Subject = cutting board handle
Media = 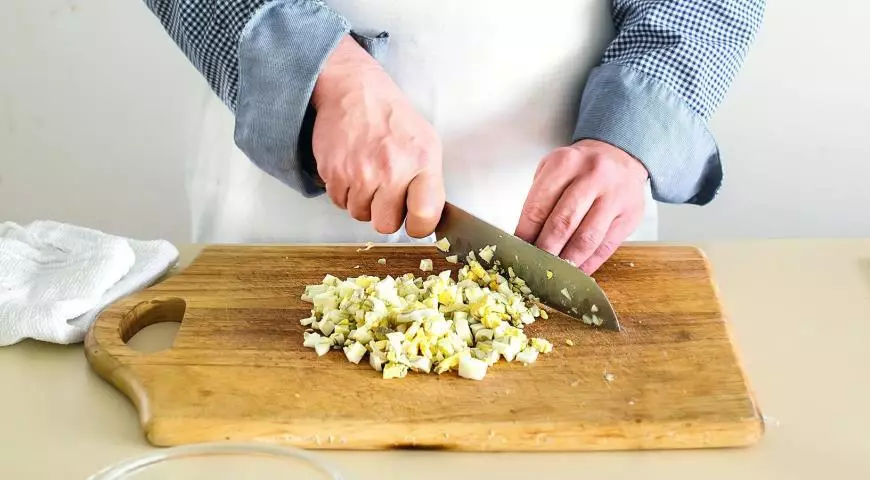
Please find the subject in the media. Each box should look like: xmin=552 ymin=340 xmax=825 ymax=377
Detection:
xmin=85 ymin=295 xmax=187 ymax=365
xmin=84 ymin=295 xmax=188 ymax=432
xmin=117 ymin=297 xmax=187 ymax=345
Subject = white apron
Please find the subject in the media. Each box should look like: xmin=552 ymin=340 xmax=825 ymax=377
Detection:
xmin=186 ymin=0 xmax=658 ymax=244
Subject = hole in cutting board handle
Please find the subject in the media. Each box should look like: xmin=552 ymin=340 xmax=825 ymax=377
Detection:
xmin=122 ymin=297 xmax=185 ymax=354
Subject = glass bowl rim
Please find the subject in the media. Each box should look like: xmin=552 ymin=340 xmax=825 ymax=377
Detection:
xmin=86 ymin=441 xmax=344 ymax=480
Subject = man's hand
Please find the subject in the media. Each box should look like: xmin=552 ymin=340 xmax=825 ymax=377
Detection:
xmin=311 ymin=36 xmax=445 ymax=238
xmin=515 ymin=139 xmax=648 ymax=274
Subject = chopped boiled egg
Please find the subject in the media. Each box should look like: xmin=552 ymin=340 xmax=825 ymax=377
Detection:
xmin=298 ymin=245 xmax=555 ymax=380
xmin=435 ymin=237 xmax=451 ymax=252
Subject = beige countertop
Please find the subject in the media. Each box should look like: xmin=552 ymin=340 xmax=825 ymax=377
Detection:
xmin=2 ymin=239 xmax=869 ymax=479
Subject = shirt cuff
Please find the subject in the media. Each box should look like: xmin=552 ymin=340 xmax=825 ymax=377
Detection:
xmin=572 ymin=63 xmax=723 ymax=205
xmin=233 ymin=0 xmax=390 ymax=198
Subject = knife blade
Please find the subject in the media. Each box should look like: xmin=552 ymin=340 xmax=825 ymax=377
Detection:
xmin=433 ymin=202 xmax=620 ymax=331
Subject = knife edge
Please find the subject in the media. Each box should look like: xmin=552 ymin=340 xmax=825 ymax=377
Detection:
xmin=433 ymin=202 xmax=620 ymax=331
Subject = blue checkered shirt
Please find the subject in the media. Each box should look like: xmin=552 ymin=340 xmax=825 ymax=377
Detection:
xmin=144 ymin=0 xmax=765 ymax=205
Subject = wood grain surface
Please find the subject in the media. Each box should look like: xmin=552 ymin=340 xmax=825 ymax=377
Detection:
xmin=84 ymin=244 xmax=764 ymax=451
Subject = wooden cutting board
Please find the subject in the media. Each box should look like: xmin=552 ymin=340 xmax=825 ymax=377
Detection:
xmin=85 ymin=244 xmax=764 ymax=451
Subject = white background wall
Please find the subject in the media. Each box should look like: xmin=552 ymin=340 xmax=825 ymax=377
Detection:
xmin=1 ymin=0 xmax=204 ymax=242
xmin=2 ymin=0 xmax=869 ymax=244
xmin=658 ymin=0 xmax=870 ymax=240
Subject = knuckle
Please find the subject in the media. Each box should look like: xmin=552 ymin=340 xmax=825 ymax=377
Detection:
xmin=595 ymin=239 xmax=619 ymax=258
xmin=357 ymin=165 xmax=377 ymax=188
xmin=374 ymin=219 xmax=401 ymax=235
xmin=330 ymin=196 xmax=346 ymax=210
xmin=349 ymin=207 xmax=371 ymax=222
xmin=351 ymin=176 xmax=374 ymax=197
xmin=415 ymin=122 xmax=441 ymax=147
xmin=411 ymin=147 xmax=440 ymax=174
xmin=520 ymin=201 xmax=551 ymax=226
xmin=325 ymin=185 xmax=343 ymax=204
xmin=373 ymin=148 xmax=397 ymax=181
xmin=587 ymin=155 xmax=615 ymax=180
xmin=547 ymin=146 xmax=573 ymax=159
xmin=558 ymin=145 xmax=580 ymax=159
xmin=575 ymin=230 xmax=604 ymax=252
xmin=560 ymin=145 xmax=584 ymax=161
xmin=418 ymin=127 xmax=440 ymax=147
xmin=548 ymin=210 xmax=575 ymax=237
xmin=410 ymin=130 xmax=442 ymax=167
xmin=377 ymin=134 xmax=442 ymax=188
xmin=541 ymin=148 xmax=573 ymax=171
xmin=405 ymin=223 xmax=432 ymax=239
xmin=372 ymin=209 xmax=403 ymax=235
xmin=381 ymin=154 xmax=410 ymax=187
xmin=316 ymin=162 xmax=333 ymax=183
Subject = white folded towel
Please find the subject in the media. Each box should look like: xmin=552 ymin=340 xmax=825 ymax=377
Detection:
xmin=0 ymin=220 xmax=179 ymax=346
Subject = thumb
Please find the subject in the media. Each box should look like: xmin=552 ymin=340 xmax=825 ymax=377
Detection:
xmin=404 ymin=170 xmax=445 ymax=238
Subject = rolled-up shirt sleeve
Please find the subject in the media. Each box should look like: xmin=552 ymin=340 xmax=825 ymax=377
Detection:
xmin=141 ymin=0 xmax=388 ymax=197
xmin=573 ymin=0 xmax=767 ymax=205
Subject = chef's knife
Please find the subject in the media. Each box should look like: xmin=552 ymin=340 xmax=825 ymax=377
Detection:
xmin=434 ymin=202 xmax=620 ymax=331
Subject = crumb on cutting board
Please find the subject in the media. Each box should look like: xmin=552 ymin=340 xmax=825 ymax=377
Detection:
xmin=419 ymin=258 xmax=433 ymax=271
xmin=603 ymin=371 xmax=615 ymax=383
xmin=377 ymin=258 xmax=386 ymax=265
xmin=565 ymin=339 xmax=574 ymax=346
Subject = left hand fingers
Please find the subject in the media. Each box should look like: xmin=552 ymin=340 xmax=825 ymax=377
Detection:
xmin=578 ymin=213 xmax=639 ymax=274
xmin=533 ymin=178 xmax=597 ymax=255
xmin=520 ymin=139 xmax=649 ymax=273
xmin=514 ymin=149 xmax=577 ymax=243
xmin=560 ymin=197 xmax=631 ymax=275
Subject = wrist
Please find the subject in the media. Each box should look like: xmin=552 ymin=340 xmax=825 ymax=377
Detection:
xmin=312 ymin=35 xmax=381 ymax=109
xmin=572 ymin=139 xmax=650 ymax=180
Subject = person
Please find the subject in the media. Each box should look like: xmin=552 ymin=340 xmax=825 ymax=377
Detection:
xmin=143 ymin=0 xmax=765 ymax=273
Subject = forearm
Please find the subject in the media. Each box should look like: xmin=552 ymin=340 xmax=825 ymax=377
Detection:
xmin=142 ymin=0 xmax=387 ymax=196
xmin=574 ymin=0 xmax=767 ymax=205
